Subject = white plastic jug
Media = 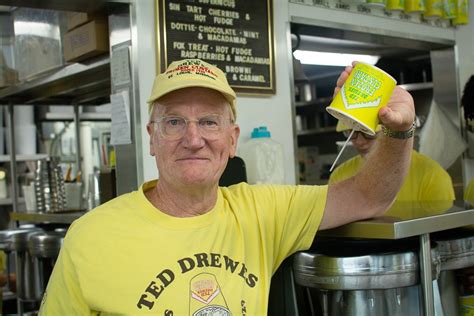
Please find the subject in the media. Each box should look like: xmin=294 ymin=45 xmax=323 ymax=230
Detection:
xmin=239 ymin=126 xmax=285 ymax=184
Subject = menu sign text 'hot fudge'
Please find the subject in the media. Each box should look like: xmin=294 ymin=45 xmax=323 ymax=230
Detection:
xmin=157 ymin=0 xmax=275 ymax=94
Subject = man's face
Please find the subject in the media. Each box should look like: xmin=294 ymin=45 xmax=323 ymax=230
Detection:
xmin=350 ymin=132 xmax=377 ymax=159
xmin=147 ymin=87 xmax=240 ymax=189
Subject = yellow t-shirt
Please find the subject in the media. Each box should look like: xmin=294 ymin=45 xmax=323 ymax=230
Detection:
xmin=39 ymin=181 xmax=327 ymax=315
xmin=329 ymin=150 xmax=455 ymax=202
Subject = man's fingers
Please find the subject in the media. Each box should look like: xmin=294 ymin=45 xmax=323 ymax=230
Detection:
xmin=336 ymin=65 xmax=353 ymax=88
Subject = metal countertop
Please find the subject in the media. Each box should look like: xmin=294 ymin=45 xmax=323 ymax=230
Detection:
xmin=318 ymin=201 xmax=474 ymax=239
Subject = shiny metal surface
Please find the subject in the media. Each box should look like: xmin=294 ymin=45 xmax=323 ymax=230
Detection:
xmin=28 ymin=231 xmax=65 ymax=258
xmin=436 ymin=235 xmax=474 ymax=271
xmin=0 ymin=227 xmax=42 ymax=252
xmin=293 ymin=251 xmax=420 ymax=290
xmin=10 ymin=211 xmax=85 ymax=224
xmin=327 ymin=287 xmax=423 ymax=316
xmin=420 ymin=234 xmax=435 ymax=316
xmin=0 ymin=55 xmax=110 ymax=105
xmin=319 ymin=207 xmax=474 ymax=240
xmin=293 ymin=245 xmax=441 ymax=290
xmin=0 ymin=228 xmax=44 ymax=303
xmin=110 ymin=4 xmax=140 ymax=195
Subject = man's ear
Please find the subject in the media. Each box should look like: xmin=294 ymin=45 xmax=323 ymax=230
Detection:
xmin=147 ymin=123 xmax=155 ymax=156
xmin=229 ymin=124 xmax=240 ymax=158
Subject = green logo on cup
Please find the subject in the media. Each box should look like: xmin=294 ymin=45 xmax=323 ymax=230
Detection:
xmin=341 ymin=69 xmax=382 ymax=109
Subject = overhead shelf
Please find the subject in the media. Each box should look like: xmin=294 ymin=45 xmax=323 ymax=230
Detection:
xmin=0 ymin=56 xmax=111 ymax=106
xmin=400 ymin=82 xmax=433 ymax=91
xmin=0 ymin=153 xmax=48 ymax=162
xmin=42 ymin=112 xmax=111 ymax=121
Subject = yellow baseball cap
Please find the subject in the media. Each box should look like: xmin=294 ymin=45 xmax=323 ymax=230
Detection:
xmin=147 ymin=59 xmax=237 ymax=117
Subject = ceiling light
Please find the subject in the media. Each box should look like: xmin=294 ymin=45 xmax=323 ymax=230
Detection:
xmin=293 ymin=50 xmax=380 ymax=66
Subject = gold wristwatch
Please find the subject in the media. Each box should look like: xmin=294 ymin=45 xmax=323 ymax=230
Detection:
xmin=382 ymin=121 xmax=416 ymax=139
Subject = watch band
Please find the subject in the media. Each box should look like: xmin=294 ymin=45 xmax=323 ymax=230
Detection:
xmin=382 ymin=121 xmax=416 ymax=139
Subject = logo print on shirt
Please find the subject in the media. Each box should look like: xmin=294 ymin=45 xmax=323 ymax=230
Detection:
xmin=189 ymin=273 xmax=231 ymax=316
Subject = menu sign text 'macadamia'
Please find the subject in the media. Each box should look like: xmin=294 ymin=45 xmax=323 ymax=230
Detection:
xmin=157 ymin=0 xmax=275 ymax=94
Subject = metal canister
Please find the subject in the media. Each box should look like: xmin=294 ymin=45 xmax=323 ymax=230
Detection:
xmin=293 ymin=239 xmax=441 ymax=316
xmin=0 ymin=228 xmax=43 ymax=301
xmin=27 ymin=231 xmax=65 ymax=296
xmin=433 ymin=229 xmax=474 ymax=315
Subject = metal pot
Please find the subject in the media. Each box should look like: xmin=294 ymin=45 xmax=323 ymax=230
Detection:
xmin=27 ymin=231 xmax=65 ymax=296
xmin=0 ymin=228 xmax=43 ymax=301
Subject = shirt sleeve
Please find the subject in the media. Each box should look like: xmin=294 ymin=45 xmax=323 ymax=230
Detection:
xmin=247 ymin=185 xmax=328 ymax=272
xmin=38 ymin=241 xmax=91 ymax=315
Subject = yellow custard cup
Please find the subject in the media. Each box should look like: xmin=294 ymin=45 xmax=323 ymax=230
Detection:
xmin=326 ymin=63 xmax=397 ymax=136
xmin=453 ymin=0 xmax=468 ymax=25
xmin=405 ymin=0 xmax=426 ymax=13
xmin=387 ymin=0 xmax=406 ymax=11
xmin=424 ymin=0 xmax=443 ymax=18
xmin=442 ymin=0 xmax=457 ymax=19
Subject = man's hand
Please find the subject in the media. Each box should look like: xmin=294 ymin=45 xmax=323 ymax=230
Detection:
xmin=334 ymin=62 xmax=416 ymax=132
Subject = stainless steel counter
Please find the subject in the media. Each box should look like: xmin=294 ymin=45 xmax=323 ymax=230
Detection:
xmin=314 ymin=200 xmax=474 ymax=316
xmin=11 ymin=211 xmax=86 ymax=224
xmin=319 ymin=206 xmax=474 ymax=239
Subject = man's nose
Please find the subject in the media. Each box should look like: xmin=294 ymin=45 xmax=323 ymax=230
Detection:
xmin=351 ymin=133 xmax=366 ymax=145
xmin=183 ymin=121 xmax=205 ymax=147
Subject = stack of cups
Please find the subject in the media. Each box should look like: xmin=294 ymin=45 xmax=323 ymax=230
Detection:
xmin=405 ymin=0 xmax=426 ymax=14
xmin=453 ymin=0 xmax=469 ymax=25
xmin=386 ymin=0 xmax=406 ymax=12
xmin=424 ymin=0 xmax=443 ymax=19
xmin=442 ymin=0 xmax=457 ymax=19
xmin=6 ymin=105 xmax=36 ymax=155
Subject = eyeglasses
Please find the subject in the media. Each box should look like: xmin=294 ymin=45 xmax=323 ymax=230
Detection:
xmin=342 ymin=130 xmax=377 ymax=140
xmin=150 ymin=114 xmax=232 ymax=140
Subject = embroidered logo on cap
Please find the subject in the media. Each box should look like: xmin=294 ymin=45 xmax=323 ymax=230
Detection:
xmin=166 ymin=60 xmax=219 ymax=81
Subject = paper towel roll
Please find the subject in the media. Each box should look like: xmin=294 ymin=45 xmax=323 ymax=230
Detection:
xmin=14 ymin=106 xmax=34 ymax=125
xmin=6 ymin=124 xmax=37 ymax=155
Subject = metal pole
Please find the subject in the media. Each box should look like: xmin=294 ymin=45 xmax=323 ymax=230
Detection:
xmin=419 ymin=233 xmax=434 ymax=316
xmin=73 ymin=104 xmax=82 ymax=175
xmin=15 ymin=252 xmax=23 ymax=315
xmin=7 ymin=104 xmax=19 ymax=213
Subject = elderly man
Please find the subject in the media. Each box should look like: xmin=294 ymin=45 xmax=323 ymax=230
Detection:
xmin=39 ymin=59 xmax=415 ymax=315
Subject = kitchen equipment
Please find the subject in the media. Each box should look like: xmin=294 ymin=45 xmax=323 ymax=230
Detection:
xmin=34 ymin=157 xmax=65 ymax=213
xmin=28 ymin=231 xmax=65 ymax=297
xmin=433 ymin=229 xmax=474 ymax=315
xmin=293 ymin=239 xmax=441 ymax=315
xmin=0 ymin=228 xmax=43 ymax=301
